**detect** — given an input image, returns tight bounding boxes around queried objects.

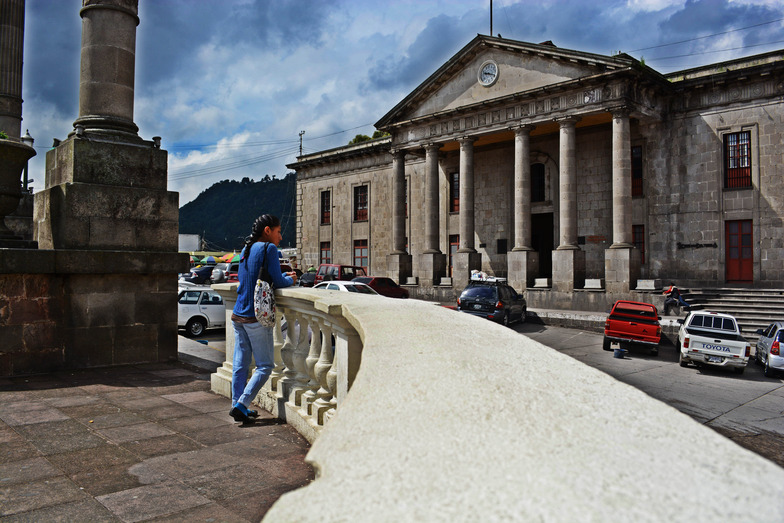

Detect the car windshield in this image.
[353,277,372,284]
[689,314,736,331]
[462,286,495,299]
[346,285,376,294]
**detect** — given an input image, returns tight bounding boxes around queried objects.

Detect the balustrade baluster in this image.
[300,319,323,417]
[324,333,339,423]
[313,324,334,425]
[289,312,312,406]
[278,311,298,398]
[269,310,285,390]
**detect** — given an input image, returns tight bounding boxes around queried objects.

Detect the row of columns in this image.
[387,108,639,293]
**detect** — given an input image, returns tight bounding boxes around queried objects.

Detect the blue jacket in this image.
[233,242,294,318]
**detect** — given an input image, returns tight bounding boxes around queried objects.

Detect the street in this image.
[512,321,784,467]
[180,320,784,467]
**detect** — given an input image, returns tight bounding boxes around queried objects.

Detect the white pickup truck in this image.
[677,311,750,374]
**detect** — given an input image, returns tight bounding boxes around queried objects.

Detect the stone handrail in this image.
[210,285,784,522]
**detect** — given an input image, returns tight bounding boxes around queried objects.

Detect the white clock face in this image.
[478,61,498,87]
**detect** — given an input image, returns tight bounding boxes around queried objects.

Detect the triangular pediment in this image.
[377,36,637,128]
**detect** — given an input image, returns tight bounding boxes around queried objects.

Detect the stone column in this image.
[507,125,538,290]
[0,0,25,139]
[74,0,140,137]
[453,137,481,291]
[418,143,446,288]
[552,116,585,292]
[605,107,640,294]
[386,148,412,283]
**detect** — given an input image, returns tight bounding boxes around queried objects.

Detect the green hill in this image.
[178,173,297,251]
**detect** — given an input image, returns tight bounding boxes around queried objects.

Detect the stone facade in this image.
[289,36,784,309]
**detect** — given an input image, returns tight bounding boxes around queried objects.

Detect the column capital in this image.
[390,148,406,159]
[457,135,477,145]
[424,142,441,153]
[555,115,581,128]
[607,105,630,119]
[511,124,536,135]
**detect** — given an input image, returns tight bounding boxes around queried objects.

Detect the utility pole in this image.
[490,0,493,36]
[299,130,305,156]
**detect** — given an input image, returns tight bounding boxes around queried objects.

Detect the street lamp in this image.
[20,130,34,192]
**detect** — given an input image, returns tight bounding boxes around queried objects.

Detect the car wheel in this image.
[650,347,659,357]
[602,336,612,351]
[502,312,510,327]
[764,358,775,378]
[520,308,527,324]
[734,366,745,375]
[186,318,206,338]
[678,350,688,368]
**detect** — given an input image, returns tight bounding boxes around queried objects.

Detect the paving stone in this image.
[119,434,205,459]
[69,463,168,497]
[135,448,246,481]
[0,401,70,426]
[0,457,61,486]
[145,502,248,523]
[97,481,212,523]
[0,476,87,517]
[161,390,220,404]
[97,422,175,444]
[14,419,106,456]
[112,396,179,411]
[158,412,232,434]
[0,498,121,522]
[138,404,202,421]
[42,394,101,408]
[45,444,140,476]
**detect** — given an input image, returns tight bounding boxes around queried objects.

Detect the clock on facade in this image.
[478,60,499,87]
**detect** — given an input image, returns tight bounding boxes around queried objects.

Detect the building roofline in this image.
[286,136,392,169]
[666,48,784,83]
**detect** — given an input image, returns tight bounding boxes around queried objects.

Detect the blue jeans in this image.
[231,320,274,408]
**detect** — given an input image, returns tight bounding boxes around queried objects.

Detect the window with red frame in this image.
[320,190,331,224]
[632,224,645,265]
[320,242,331,264]
[353,239,368,269]
[354,185,368,221]
[448,234,459,277]
[724,131,751,189]
[449,172,459,213]
[631,146,643,197]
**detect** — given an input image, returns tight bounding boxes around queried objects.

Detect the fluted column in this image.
[0,0,25,139]
[458,137,476,252]
[74,0,140,136]
[557,117,579,250]
[611,108,632,247]
[513,125,535,251]
[424,143,441,254]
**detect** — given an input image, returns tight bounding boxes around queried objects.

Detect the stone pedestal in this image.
[605,246,641,294]
[34,136,177,251]
[552,248,585,293]
[452,251,482,290]
[418,252,446,287]
[210,283,238,399]
[386,252,412,285]
[507,249,539,291]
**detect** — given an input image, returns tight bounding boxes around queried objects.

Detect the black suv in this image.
[457,277,527,326]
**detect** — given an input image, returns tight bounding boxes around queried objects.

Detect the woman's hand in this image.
[287,271,297,284]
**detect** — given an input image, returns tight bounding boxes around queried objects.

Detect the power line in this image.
[630,17,784,52]
[645,37,784,62]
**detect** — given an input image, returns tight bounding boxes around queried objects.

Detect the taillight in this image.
[457,298,461,307]
[772,341,780,356]
[745,345,751,357]
[683,336,690,349]
[605,319,610,329]
[656,326,662,336]
[496,301,503,309]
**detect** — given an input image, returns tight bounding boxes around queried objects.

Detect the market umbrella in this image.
[201,255,217,265]
[228,253,240,262]
[219,252,235,262]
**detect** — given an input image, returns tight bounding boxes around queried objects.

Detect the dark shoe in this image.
[247,409,259,419]
[230,406,250,423]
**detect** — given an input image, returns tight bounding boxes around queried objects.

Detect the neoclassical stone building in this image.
[288,35,784,308]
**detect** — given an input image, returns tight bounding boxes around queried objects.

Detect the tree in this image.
[348,134,371,145]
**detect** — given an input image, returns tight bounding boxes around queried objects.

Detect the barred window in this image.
[354,185,368,221]
[631,146,643,197]
[724,131,751,189]
[353,239,368,269]
[449,172,460,213]
[320,242,331,264]
[632,224,645,266]
[320,190,331,224]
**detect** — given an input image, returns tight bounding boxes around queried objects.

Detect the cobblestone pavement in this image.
[0,361,314,522]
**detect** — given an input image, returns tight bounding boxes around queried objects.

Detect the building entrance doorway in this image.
[531,213,553,278]
[726,220,753,283]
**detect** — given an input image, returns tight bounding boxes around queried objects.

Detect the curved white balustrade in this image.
[210,285,784,522]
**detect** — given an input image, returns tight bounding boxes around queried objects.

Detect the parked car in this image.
[313,281,379,294]
[352,276,409,298]
[178,286,226,337]
[180,265,214,285]
[755,321,784,377]
[314,264,367,285]
[456,276,526,326]
[677,311,750,373]
[225,262,239,282]
[603,300,661,355]
[297,272,316,287]
[210,262,230,283]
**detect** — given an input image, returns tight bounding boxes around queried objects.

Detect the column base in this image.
[552,248,585,292]
[386,252,412,284]
[452,251,482,290]
[605,246,641,294]
[418,252,447,287]
[507,249,539,290]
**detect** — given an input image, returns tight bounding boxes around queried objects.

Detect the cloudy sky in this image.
[20,0,784,205]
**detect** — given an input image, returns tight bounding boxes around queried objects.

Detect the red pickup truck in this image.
[603,300,662,356]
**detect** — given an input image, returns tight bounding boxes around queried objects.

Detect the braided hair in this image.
[241,214,280,264]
